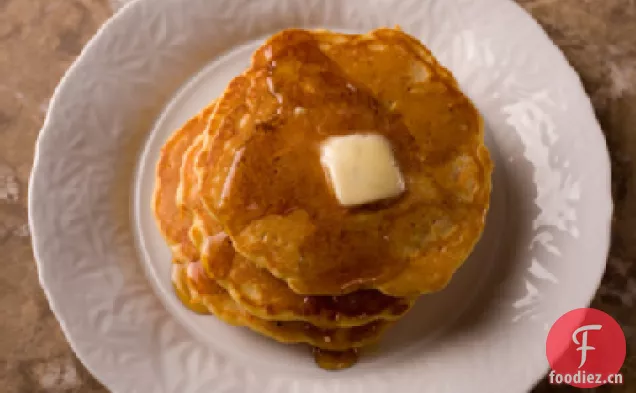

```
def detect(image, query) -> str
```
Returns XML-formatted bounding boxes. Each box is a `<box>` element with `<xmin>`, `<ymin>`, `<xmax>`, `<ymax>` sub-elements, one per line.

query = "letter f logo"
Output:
<box><xmin>572</xmin><ymin>324</ymin><xmax>602</xmax><ymax>368</ymax></box>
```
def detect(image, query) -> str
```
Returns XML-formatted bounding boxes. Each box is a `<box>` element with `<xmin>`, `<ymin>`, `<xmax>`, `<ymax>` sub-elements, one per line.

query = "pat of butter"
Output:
<box><xmin>320</xmin><ymin>134</ymin><xmax>405</xmax><ymax>206</ymax></box>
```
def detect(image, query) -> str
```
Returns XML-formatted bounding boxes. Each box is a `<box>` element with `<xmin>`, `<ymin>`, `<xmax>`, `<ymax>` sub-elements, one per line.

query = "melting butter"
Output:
<box><xmin>320</xmin><ymin>134</ymin><xmax>405</xmax><ymax>206</ymax></box>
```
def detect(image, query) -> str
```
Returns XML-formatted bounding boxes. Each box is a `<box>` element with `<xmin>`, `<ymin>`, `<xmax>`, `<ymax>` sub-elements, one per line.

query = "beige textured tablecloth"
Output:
<box><xmin>0</xmin><ymin>0</ymin><xmax>634</xmax><ymax>391</ymax></box>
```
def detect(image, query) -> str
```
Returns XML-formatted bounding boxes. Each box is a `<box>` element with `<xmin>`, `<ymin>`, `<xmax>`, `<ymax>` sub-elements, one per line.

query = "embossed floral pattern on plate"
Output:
<box><xmin>29</xmin><ymin>0</ymin><xmax>612</xmax><ymax>392</ymax></box>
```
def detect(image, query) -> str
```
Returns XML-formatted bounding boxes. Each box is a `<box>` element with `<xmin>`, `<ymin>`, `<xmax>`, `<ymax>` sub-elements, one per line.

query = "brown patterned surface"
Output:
<box><xmin>0</xmin><ymin>0</ymin><xmax>633</xmax><ymax>391</ymax></box>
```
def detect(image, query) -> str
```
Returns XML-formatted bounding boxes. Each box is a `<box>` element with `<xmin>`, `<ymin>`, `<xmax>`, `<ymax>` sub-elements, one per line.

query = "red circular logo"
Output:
<box><xmin>546</xmin><ymin>308</ymin><xmax>626</xmax><ymax>388</ymax></box>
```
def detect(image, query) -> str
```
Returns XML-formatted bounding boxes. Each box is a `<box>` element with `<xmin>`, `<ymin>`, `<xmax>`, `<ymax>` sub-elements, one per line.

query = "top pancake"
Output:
<box><xmin>196</xmin><ymin>28</ymin><xmax>492</xmax><ymax>297</ymax></box>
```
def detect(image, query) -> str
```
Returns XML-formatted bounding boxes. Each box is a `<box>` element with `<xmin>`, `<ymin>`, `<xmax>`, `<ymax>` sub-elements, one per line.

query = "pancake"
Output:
<box><xmin>176</xmin><ymin>106</ymin><xmax>414</xmax><ymax>328</ymax></box>
<box><xmin>152</xmin><ymin>102</ymin><xmax>218</xmax><ymax>262</ymax></box>
<box><xmin>196</xmin><ymin>28</ymin><xmax>492</xmax><ymax>297</ymax></box>
<box><xmin>178</xmin><ymin>261</ymin><xmax>392</xmax><ymax>351</ymax></box>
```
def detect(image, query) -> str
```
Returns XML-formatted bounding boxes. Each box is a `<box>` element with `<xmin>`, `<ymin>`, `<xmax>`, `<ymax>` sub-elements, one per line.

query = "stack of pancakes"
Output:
<box><xmin>153</xmin><ymin>28</ymin><xmax>492</xmax><ymax>369</ymax></box>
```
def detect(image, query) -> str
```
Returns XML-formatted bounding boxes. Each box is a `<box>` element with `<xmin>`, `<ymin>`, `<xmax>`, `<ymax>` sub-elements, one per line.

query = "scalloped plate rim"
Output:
<box><xmin>28</xmin><ymin>0</ymin><xmax>613</xmax><ymax>391</ymax></box>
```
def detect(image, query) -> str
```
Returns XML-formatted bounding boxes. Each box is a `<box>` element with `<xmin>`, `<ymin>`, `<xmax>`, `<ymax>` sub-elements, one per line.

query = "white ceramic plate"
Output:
<box><xmin>29</xmin><ymin>0</ymin><xmax>612</xmax><ymax>392</ymax></box>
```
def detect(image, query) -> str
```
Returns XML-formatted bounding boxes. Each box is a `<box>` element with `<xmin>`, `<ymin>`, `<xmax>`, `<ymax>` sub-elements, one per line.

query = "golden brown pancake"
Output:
<box><xmin>152</xmin><ymin>102</ymin><xmax>218</xmax><ymax>262</ymax></box>
<box><xmin>196</xmin><ymin>28</ymin><xmax>492</xmax><ymax>297</ymax></box>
